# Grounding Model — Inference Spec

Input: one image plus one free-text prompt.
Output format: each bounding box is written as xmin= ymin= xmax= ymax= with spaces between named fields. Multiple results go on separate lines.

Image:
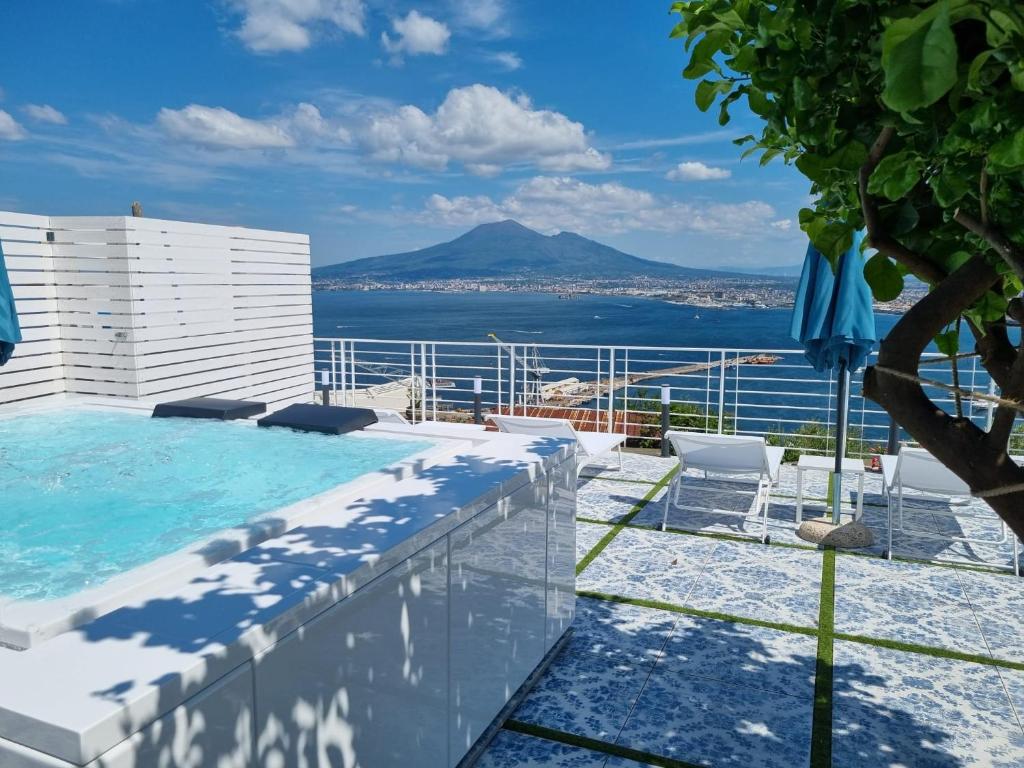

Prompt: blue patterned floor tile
xmin=660 ymin=614 xmax=817 ymax=697
xmin=832 ymin=640 xmax=1024 ymax=768
xmin=959 ymin=569 xmax=1024 ymax=664
xmin=513 ymin=649 xmax=652 ymax=742
xmin=576 ymin=527 xmax=718 ymax=606
xmin=616 ymin=671 xmax=813 ymax=767
xmin=683 ymin=540 xmax=822 ymax=628
xmin=581 ymin=453 xmax=676 ymax=484
xmin=577 ymin=522 xmax=612 ymax=564
xmin=578 ymin=479 xmax=655 ymax=523
xmin=476 ymin=730 xmax=611 ymax=767
xmin=997 ymin=668 xmax=1024 ymax=733
xmin=568 ymin=597 xmax=677 ymax=668
xmin=834 ymin=555 xmax=989 ymax=654
xmin=630 ymin=495 xmax=821 ymax=549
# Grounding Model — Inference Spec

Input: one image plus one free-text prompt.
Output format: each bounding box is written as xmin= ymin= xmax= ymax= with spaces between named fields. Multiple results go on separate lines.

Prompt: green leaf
xmin=864 ymin=253 xmax=905 ymax=302
xmin=931 ymin=167 xmax=971 ymax=207
xmin=966 ymin=50 xmax=995 ymax=92
xmin=683 ymin=30 xmax=728 ymax=79
xmin=990 ymin=129 xmax=1024 ymax=171
xmin=729 ymin=45 xmax=757 ymax=72
xmin=747 ymin=87 xmax=771 ymax=116
xmin=695 ymin=80 xmax=721 ymax=111
xmin=881 ymin=1 xmax=958 ymax=112
xmin=888 ymin=201 xmax=920 ymax=235
xmin=800 ymin=211 xmax=855 ymax=265
xmin=934 ymin=329 xmax=960 ymax=357
xmin=867 ymin=151 xmax=924 ymax=200
xmin=966 ymin=291 xmax=1009 ymax=324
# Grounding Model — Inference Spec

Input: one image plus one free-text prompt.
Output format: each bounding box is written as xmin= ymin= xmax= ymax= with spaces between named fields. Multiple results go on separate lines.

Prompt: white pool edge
xmin=0 ymin=397 xmax=485 ymax=650
xmin=0 ymin=396 xmax=577 ymax=767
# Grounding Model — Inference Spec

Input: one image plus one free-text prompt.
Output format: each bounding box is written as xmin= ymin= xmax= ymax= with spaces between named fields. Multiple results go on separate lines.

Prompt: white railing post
xmin=328 ymin=341 xmax=337 ymax=406
xmin=521 ymin=345 xmax=528 ymax=415
xmin=623 ymin=348 xmax=630 ymax=440
xmin=509 ymin=346 xmax=516 ymax=414
xmin=408 ymin=344 xmax=416 ymax=423
xmin=496 ymin=343 xmax=503 ymax=414
xmin=431 ymin=344 xmax=438 ymax=421
xmin=607 ymin=347 xmax=616 ymax=433
xmin=717 ymin=350 xmax=727 ymax=434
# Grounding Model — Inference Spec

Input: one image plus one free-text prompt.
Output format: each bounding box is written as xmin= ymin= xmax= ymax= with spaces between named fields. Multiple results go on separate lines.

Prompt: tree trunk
xmin=862 ymin=255 xmax=1024 ymax=542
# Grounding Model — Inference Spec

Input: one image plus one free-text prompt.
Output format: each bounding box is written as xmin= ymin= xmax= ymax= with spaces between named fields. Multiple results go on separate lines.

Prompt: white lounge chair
xmin=371 ymin=408 xmax=488 ymax=437
xmin=487 ymin=414 xmax=625 ymax=477
xmin=880 ymin=447 xmax=1019 ymax=572
xmin=661 ymin=431 xmax=784 ymax=544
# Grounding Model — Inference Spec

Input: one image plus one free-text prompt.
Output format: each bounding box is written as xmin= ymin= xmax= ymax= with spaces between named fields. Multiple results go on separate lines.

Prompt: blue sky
xmin=0 ymin=0 xmax=808 ymax=268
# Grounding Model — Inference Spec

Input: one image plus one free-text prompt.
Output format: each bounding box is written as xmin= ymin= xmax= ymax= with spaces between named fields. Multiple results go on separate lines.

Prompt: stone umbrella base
xmin=797 ymin=517 xmax=875 ymax=548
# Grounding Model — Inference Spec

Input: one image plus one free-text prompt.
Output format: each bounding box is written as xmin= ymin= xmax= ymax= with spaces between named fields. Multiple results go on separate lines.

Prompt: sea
xmin=312 ymin=290 xmax=900 ymax=347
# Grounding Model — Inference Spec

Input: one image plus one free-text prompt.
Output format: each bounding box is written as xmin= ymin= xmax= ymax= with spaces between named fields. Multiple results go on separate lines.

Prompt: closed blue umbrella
xmin=790 ymin=231 xmax=877 ymax=523
xmin=0 ymin=239 xmax=22 ymax=366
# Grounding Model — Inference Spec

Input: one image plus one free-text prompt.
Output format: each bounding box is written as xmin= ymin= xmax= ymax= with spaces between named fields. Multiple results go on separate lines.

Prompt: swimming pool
xmin=0 ymin=407 xmax=434 ymax=603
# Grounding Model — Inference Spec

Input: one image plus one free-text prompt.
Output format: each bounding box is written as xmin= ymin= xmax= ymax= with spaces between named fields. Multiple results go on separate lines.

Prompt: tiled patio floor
xmin=479 ymin=453 xmax=1024 ymax=768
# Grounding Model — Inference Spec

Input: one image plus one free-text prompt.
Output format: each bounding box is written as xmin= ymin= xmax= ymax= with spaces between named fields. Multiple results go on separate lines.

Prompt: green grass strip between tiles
xmin=810 ymin=547 xmax=836 ymax=768
xmin=575 ymin=466 xmax=678 ymax=576
xmin=503 ymin=719 xmax=704 ymax=768
xmin=580 ymin=474 xmax=659 ymax=486
xmin=836 ymin=546 xmax=1018 ymax=577
xmin=833 ymin=632 xmax=1024 ymax=672
xmin=576 ymin=589 xmax=819 ymax=638
xmin=634 ymin=521 xmax=820 ymax=552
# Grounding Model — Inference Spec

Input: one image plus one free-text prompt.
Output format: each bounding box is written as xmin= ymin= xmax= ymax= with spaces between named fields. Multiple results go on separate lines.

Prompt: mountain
xmin=313 ymin=220 xmax=744 ymax=282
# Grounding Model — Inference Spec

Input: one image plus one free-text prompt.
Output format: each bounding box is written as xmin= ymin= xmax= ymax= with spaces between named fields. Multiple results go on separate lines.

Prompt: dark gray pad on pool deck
xmin=257 ymin=404 xmax=379 ymax=435
xmin=152 ymin=397 xmax=267 ymax=420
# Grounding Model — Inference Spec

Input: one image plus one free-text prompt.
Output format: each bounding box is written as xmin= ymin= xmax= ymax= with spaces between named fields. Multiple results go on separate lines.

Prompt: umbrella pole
xmin=832 ymin=360 xmax=850 ymax=524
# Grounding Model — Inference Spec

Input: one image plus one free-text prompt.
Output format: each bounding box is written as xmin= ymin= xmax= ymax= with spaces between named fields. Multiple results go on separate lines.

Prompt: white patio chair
xmin=487 ymin=414 xmax=625 ymax=477
xmin=662 ymin=431 xmax=784 ymax=544
xmin=880 ymin=447 xmax=1019 ymax=573
xmin=372 ymin=408 xmax=487 ymax=437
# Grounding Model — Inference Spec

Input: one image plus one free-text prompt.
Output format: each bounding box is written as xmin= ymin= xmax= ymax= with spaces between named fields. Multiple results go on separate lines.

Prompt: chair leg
xmin=662 ymin=475 xmax=675 ymax=531
xmin=886 ymin=488 xmax=897 ymax=560
xmin=617 ymin=446 xmax=623 ymax=472
xmin=1014 ymin=535 xmax=1020 ymax=577
xmin=760 ymin=476 xmax=772 ymax=544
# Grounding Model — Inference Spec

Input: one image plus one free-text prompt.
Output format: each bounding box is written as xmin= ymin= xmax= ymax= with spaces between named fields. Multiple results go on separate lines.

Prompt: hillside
xmin=312 ymin=220 xmax=743 ymax=281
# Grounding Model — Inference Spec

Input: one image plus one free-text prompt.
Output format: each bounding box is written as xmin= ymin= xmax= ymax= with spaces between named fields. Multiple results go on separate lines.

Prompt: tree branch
xmin=858 ymin=127 xmax=947 ymax=285
xmin=989 ymin=337 xmax=1024 ymax=449
xmin=863 ymin=255 xmax=1024 ymax=540
xmin=954 ymin=209 xmax=1024 ymax=281
xmin=968 ymin=318 xmax=1015 ymax=389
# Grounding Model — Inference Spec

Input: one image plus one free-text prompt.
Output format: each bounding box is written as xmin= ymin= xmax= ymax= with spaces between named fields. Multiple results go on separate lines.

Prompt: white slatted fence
xmin=0 ymin=211 xmax=314 ymax=408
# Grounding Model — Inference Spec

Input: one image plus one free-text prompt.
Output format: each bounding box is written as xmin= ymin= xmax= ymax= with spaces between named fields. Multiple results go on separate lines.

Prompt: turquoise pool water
xmin=0 ymin=409 xmax=433 ymax=601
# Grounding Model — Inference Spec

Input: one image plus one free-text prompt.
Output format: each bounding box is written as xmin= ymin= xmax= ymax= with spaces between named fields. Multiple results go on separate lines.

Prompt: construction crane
xmin=488 ymin=333 xmax=550 ymax=406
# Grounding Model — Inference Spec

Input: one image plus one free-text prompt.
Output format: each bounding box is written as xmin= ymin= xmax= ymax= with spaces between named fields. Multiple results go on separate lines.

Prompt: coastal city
xmin=312 ymin=273 xmax=927 ymax=313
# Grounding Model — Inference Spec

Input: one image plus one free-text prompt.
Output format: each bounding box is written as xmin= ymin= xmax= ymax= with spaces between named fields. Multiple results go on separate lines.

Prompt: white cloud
xmin=157 ymin=105 xmax=294 ymax=149
xmin=22 ymin=104 xmax=67 ymax=125
xmin=381 ymin=11 xmax=450 ymax=62
xmin=361 ymin=84 xmax=610 ymax=174
xmin=229 ymin=0 xmax=366 ymax=53
xmin=488 ymin=51 xmax=522 ymax=71
xmin=287 ymin=102 xmax=352 ymax=144
xmin=770 ymin=219 xmax=793 ymax=230
xmin=451 ymin=0 xmax=508 ymax=34
xmin=0 ymin=110 xmax=26 ymax=140
xmin=422 ymin=175 xmax=786 ymax=238
xmin=666 ymin=161 xmax=731 ymax=181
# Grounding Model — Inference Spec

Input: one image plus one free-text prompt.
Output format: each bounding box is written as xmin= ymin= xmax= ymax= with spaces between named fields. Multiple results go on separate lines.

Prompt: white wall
xmin=0 ymin=211 xmax=314 ymax=408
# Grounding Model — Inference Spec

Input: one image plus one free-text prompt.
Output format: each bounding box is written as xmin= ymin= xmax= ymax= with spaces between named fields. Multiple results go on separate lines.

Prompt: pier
xmin=541 ymin=354 xmax=779 ymax=407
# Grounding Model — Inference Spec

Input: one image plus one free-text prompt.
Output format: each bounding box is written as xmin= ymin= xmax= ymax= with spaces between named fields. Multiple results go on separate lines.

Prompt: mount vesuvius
xmin=312 ymin=220 xmax=742 ymax=281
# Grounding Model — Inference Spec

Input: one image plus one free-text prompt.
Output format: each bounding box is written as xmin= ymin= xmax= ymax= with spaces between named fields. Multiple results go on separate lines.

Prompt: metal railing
xmin=313 ymin=337 xmax=996 ymax=457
